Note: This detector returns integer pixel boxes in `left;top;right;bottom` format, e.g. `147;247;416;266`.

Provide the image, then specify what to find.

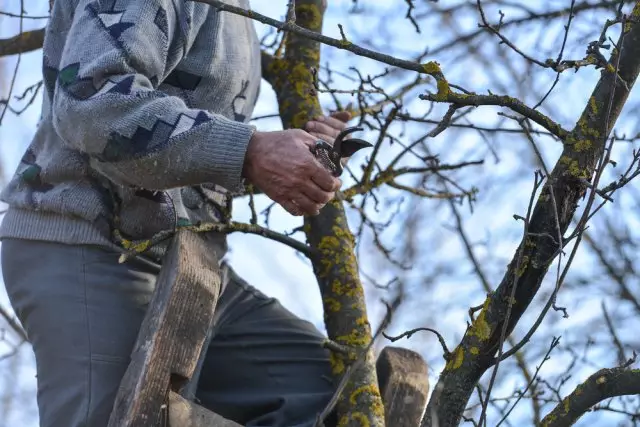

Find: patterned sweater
0;0;261;260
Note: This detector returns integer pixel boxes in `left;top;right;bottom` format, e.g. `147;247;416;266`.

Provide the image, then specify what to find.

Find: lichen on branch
261;1;385;426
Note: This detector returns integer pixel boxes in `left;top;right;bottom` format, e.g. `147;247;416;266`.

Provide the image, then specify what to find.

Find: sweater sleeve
51;0;255;191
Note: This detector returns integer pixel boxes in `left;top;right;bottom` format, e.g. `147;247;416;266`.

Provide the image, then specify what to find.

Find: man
1;0;349;425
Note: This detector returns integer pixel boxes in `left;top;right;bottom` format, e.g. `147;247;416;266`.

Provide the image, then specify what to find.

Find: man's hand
305;111;352;161
242;129;342;216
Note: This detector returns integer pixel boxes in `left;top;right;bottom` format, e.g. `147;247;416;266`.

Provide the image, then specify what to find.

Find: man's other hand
242;128;342;216
304;111;352;146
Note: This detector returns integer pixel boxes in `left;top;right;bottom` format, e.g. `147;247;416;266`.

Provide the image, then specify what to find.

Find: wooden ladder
106;230;429;427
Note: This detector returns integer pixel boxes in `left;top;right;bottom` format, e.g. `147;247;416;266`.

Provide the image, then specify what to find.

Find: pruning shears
310;126;372;177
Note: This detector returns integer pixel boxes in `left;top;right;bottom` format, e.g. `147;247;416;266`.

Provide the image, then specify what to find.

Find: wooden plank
376;346;429;427
108;230;223;427
168;391;241;427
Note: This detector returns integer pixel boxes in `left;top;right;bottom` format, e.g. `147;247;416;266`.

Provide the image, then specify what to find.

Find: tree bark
0;28;45;58
264;1;385;426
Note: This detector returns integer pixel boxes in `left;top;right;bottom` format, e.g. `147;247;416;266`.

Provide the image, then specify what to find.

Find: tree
2;1;640;426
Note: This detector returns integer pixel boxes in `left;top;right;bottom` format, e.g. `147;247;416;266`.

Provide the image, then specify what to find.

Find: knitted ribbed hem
0;208;117;250
191;117;255;193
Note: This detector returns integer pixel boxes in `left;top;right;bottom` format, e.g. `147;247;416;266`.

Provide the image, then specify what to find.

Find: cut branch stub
376;346;429;427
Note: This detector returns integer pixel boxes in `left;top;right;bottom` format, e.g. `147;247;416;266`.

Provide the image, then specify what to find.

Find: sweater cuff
190;117;256;192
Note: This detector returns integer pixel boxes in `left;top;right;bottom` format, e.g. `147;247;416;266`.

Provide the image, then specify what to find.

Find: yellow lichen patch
302;47;320;63
318;235;341;251
576;116;600;140
589;96;599;115
317;236;341;278
372;396;385;417
468;297;492;341
120;238;150;253
349;384;380;405
515;255;530;277
324;297;341;312
470;346;480;355
421;61;442;74
329;351;345;375
625;4;640;32
265;58;287;89
573;139;593;152
331;279;345;296
296;4;323;31
445;345;464;370
331;222;356;244
434;78;451;101
559;156;590;179
355;315;368;326
330;279;359;298
563;396;570;413
336;329;370;347
292;110;313;129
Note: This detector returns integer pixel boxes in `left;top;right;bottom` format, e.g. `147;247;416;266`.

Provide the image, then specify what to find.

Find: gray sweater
0;0;261;260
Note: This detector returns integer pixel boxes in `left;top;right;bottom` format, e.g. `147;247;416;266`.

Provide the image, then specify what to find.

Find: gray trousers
2;238;337;427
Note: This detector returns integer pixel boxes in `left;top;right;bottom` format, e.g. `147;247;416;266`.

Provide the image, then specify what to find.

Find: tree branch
0;28;44;58
261;1;385;426
540;367;640;426
194;0;441;75
117;221;311;263
422;3;640;426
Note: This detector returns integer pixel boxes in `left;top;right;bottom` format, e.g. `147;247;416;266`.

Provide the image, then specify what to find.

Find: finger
310;169;342;193
319;115;349;131
330;110;352;122
280;199;303;216
311;122;345;140
306;121;339;140
302;180;334;205
290;193;323;216
308;161;339;192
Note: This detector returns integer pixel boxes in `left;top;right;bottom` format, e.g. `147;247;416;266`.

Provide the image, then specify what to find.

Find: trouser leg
1;239;157;427
1;238;337;427
196;266;337;427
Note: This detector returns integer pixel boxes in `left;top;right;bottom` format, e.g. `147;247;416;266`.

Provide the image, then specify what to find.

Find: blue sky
2;1;640;426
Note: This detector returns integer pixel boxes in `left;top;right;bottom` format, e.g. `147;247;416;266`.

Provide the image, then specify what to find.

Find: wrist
242;130;261;179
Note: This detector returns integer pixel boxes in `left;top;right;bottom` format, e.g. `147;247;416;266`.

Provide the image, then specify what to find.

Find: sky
1;1;639;426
